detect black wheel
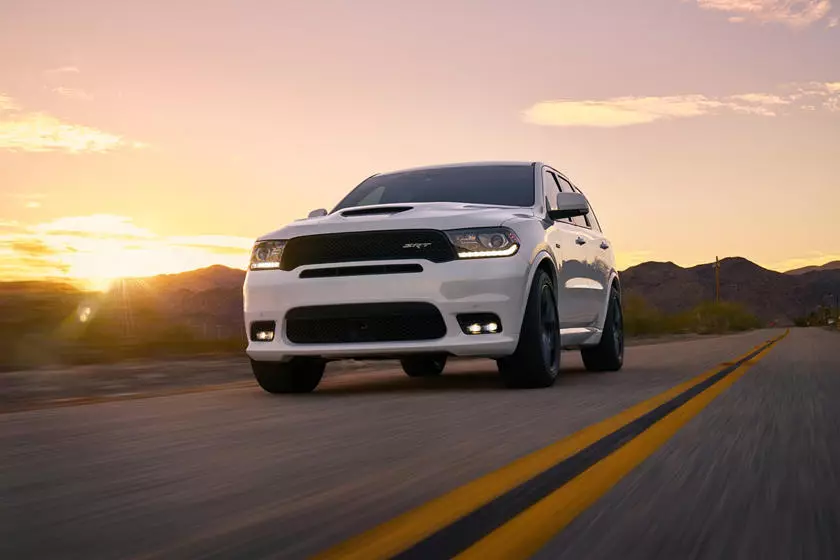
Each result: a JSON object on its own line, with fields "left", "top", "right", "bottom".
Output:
{"left": 497, "top": 269, "right": 560, "bottom": 388}
{"left": 400, "top": 355, "right": 447, "bottom": 377}
{"left": 581, "top": 287, "right": 624, "bottom": 372}
{"left": 251, "top": 357, "right": 326, "bottom": 393}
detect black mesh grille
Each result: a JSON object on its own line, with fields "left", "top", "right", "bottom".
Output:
{"left": 281, "top": 230, "right": 455, "bottom": 271}
{"left": 285, "top": 303, "right": 446, "bottom": 344}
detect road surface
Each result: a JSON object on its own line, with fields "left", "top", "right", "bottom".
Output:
{"left": 2, "top": 328, "right": 839, "bottom": 559}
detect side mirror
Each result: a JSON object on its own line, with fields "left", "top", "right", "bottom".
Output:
{"left": 307, "top": 208, "right": 328, "bottom": 218}
{"left": 548, "top": 192, "right": 589, "bottom": 221}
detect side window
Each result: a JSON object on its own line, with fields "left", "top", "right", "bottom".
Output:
{"left": 585, "top": 200, "right": 602, "bottom": 233}
{"left": 554, "top": 174, "right": 573, "bottom": 193}
{"left": 556, "top": 175, "right": 588, "bottom": 228}
{"left": 541, "top": 169, "right": 561, "bottom": 216}
{"left": 571, "top": 185, "right": 603, "bottom": 233}
{"left": 543, "top": 169, "right": 579, "bottom": 224}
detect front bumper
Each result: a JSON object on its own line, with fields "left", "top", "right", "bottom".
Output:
{"left": 243, "top": 255, "right": 530, "bottom": 361}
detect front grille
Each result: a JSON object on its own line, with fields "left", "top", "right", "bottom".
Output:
{"left": 280, "top": 230, "right": 455, "bottom": 271}
{"left": 285, "top": 303, "right": 447, "bottom": 344}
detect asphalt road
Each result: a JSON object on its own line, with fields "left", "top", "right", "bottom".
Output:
{"left": 2, "top": 327, "right": 838, "bottom": 559}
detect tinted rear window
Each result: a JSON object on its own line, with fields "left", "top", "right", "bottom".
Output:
{"left": 333, "top": 165, "right": 536, "bottom": 211}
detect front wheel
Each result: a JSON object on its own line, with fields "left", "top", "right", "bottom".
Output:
{"left": 581, "top": 287, "right": 624, "bottom": 372}
{"left": 497, "top": 269, "right": 560, "bottom": 388}
{"left": 251, "top": 357, "right": 326, "bottom": 393}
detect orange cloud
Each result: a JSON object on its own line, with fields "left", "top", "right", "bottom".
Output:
{"left": 0, "top": 93, "right": 138, "bottom": 153}
{"left": 51, "top": 86, "right": 93, "bottom": 101}
{"left": 525, "top": 95, "right": 725, "bottom": 127}
{"left": 693, "top": 0, "right": 833, "bottom": 28}
{"left": 43, "top": 65, "right": 80, "bottom": 77}
{"left": 524, "top": 81, "right": 840, "bottom": 127}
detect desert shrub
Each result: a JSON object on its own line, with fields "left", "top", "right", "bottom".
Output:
{"left": 623, "top": 295, "right": 761, "bottom": 337}
{"left": 677, "top": 301, "right": 761, "bottom": 334}
{"left": 623, "top": 294, "right": 668, "bottom": 336}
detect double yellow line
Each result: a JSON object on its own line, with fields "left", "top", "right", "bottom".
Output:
{"left": 314, "top": 330, "right": 788, "bottom": 560}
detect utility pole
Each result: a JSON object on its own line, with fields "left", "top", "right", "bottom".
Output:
{"left": 714, "top": 256, "right": 721, "bottom": 304}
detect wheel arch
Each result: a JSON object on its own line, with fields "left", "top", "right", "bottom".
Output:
{"left": 520, "top": 249, "right": 558, "bottom": 326}
{"left": 596, "top": 271, "right": 622, "bottom": 331}
{"left": 611, "top": 273, "right": 621, "bottom": 298}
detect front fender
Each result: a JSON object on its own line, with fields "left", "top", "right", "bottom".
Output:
{"left": 515, "top": 247, "right": 558, "bottom": 328}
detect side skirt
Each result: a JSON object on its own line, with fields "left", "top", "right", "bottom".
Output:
{"left": 560, "top": 327, "right": 603, "bottom": 349}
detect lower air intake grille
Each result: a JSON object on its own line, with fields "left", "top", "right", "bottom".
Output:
{"left": 299, "top": 263, "right": 423, "bottom": 279}
{"left": 285, "top": 303, "right": 446, "bottom": 344}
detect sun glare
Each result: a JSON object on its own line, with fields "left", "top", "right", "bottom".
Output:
{"left": 5, "top": 215, "right": 252, "bottom": 291}
{"left": 78, "top": 306, "right": 92, "bottom": 322}
{"left": 63, "top": 243, "right": 249, "bottom": 292}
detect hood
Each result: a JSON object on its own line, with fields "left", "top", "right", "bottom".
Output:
{"left": 257, "top": 202, "right": 535, "bottom": 241}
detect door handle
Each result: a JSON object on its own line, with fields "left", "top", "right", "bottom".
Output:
{"left": 600, "top": 241, "right": 610, "bottom": 250}
{"left": 575, "top": 237, "right": 586, "bottom": 245}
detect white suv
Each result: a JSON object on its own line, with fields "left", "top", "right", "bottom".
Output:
{"left": 244, "top": 162, "right": 623, "bottom": 393}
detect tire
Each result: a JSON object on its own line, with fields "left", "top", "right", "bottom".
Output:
{"left": 251, "top": 357, "right": 326, "bottom": 393}
{"left": 400, "top": 355, "right": 447, "bottom": 377}
{"left": 497, "top": 269, "right": 561, "bottom": 388}
{"left": 581, "top": 287, "right": 624, "bottom": 372}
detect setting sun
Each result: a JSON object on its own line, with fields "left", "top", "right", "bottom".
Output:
{"left": 1, "top": 214, "right": 252, "bottom": 291}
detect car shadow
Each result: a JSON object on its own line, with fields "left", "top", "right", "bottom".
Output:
{"left": 310, "top": 363, "right": 594, "bottom": 395}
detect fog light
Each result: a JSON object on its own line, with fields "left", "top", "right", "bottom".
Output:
{"left": 255, "top": 330, "right": 274, "bottom": 341}
{"left": 250, "top": 321, "right": 276, "bottom": 342}
{"left": 457, "top": 314, "right": 503, "bottom": 335}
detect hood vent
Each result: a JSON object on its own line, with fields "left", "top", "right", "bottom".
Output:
{"left": 340, "top": 206, "right": 413, "bottom": 217}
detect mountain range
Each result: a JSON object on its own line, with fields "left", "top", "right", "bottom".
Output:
{"left": 110, "top": 258, "right": 840, "bottom": 328}
{"left": 621, "top": 257, "right": 840, "bottom": 324}
{"left": 2, "top": 258, "right": 838, "bottom": 345}
{"left": 784, "top": 260, "right": 840, "bottom": 275}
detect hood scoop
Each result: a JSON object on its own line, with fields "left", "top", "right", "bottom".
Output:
{"left": 340, "top": 205, "right": 413, "bottom": 217}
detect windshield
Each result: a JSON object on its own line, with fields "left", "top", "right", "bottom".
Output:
{"left": 333, "top": 164, "right": 536, "bottom": 211}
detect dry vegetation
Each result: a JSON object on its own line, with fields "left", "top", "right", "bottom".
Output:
{"left": 0, "top": 281, "right": 244, "bottom": 371}
{"left": 623, "top": 295, "right": 762, "bottom": 337}
{"left": 1, "top": 280, "right": 767, "bottom": 371}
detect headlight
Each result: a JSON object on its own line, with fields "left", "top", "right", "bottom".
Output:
{"left": 249, "top": 240, "right": 286, "bottom": 270}
{"left": 446, "top": 227, "right": 520, "bottom": 258}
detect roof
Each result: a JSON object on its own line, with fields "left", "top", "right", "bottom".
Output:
{"left": 373, "top": 161, "right": 538, "bottom": 177}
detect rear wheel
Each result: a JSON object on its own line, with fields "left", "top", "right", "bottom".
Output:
{"left": 400, "top": 355, "right": 447, "bottom": 377}
{"left": 251, "top": 357, "right": 326, "bottom": 393}
{"left": 497, "top": 269, "right": 560, "bottom": 388}
{"left": 581, "top": 287, "right": 624, "bottom": 372}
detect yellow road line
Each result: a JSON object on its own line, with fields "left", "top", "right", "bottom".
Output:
{"left": 455, "top": 330, "right": 788, "bottom": 559}
{"left": 313, "top": 332, "right": 787, "bottom": 560}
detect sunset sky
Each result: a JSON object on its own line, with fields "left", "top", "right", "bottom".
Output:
{"left": 1, "top": 0, "right": 839, "bottom": 290}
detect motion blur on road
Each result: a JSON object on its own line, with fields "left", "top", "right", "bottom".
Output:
{"left": 2, "top": 327, "right": 839, "bottom": 559}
